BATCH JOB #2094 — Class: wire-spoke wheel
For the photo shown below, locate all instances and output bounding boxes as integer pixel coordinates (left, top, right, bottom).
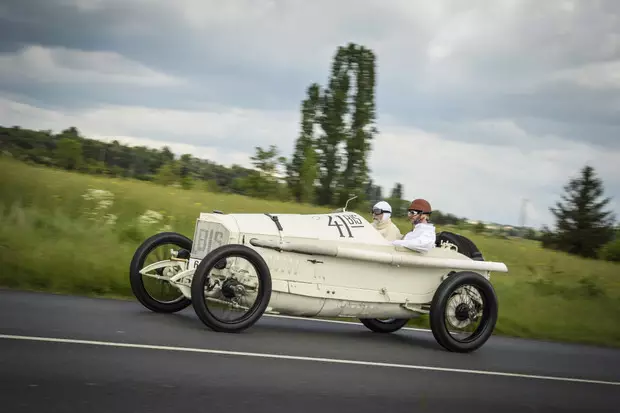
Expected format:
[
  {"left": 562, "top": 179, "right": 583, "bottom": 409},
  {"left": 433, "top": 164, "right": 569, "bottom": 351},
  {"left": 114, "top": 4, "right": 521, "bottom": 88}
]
[
  {"left": 129, "top": 232, "right": 192, "bottom": 313},
  {"left": 429, "top": 271, "right": 498, "bottom": 353},
  {"left": 191, "top": 244, "right": 272, "bottom": 333}
]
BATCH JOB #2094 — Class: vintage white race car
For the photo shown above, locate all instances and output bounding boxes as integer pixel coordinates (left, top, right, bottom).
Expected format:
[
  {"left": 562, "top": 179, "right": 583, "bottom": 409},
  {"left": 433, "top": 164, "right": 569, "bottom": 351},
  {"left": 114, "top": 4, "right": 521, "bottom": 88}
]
[{"left": 129, "top": 198, "right": 509, "bottom": 353}]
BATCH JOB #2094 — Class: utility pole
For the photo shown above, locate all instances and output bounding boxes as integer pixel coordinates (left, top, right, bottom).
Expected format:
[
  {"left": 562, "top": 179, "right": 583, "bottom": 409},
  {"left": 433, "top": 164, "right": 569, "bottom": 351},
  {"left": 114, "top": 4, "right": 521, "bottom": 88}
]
[{"left": 519, "top": 198, "right": 529, "bottom": 228}]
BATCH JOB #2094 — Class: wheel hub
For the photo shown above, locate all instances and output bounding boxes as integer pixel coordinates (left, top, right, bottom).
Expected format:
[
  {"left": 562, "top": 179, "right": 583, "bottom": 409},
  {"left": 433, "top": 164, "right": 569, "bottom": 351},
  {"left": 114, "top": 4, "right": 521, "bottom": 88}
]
[
  {"left": 221, "top": 279, "right": 238, "bottom": 299},
  {"left": 454, "top": 303, "right": 471, "bottom": 322}
]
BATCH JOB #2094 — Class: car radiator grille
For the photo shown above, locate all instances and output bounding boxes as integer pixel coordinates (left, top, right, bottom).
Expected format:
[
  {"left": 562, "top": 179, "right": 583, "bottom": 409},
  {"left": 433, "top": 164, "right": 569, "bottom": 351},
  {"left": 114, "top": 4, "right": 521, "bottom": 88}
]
[{"left": 190, "top": 220, "right": 231, "bottom": 260}]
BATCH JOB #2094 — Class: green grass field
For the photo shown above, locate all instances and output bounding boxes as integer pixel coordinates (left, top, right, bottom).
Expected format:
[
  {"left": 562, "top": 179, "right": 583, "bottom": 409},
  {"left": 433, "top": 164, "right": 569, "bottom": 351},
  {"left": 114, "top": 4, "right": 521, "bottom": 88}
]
[{"left": 1, "top": 157, "right": 619, "bottom": 348}]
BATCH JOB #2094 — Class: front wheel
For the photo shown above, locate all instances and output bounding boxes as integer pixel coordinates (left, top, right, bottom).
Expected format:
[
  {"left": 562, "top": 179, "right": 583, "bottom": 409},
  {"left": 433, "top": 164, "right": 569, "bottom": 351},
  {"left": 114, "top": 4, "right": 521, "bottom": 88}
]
[
  {"left": 359, "top": 318, "right": 409, "bottom": 333},
  {"left": 191, "top": 244, "right": 272, "bottom": 333},
  {"left": 129, "top": 232, "right": 193, "bottom": 313},
  {"left": 429, "top": 271, "right": 498, "bottom": 353}
]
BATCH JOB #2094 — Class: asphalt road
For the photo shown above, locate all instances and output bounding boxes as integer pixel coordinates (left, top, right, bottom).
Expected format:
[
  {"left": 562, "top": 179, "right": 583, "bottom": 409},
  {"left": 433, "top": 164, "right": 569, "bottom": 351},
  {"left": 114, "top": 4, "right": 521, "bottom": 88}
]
[{"left": 1, "top": 289, "right": 619, "bottom": 412}]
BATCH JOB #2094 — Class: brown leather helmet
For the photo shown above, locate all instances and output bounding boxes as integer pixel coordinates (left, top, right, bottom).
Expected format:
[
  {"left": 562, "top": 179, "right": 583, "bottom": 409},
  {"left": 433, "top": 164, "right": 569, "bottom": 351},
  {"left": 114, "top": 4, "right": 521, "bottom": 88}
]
[{"left": 409, "top": 198, "right": 432, "bottom": 214}]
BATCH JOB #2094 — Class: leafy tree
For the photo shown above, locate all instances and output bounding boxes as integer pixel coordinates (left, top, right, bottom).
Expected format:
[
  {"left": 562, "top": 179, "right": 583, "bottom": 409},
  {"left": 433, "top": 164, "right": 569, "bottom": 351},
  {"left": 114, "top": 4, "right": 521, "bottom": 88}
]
[
  {"left": 473, "top": 222, "right": 486, "bottom": 234},
  {"left": 251, "top": 145, "right": 283, "bottom": 179},
  {"left": 390, "top": 183, "right": 403, "bottom": 200},
  {"left": 288, "top": 43, "right": 378, "bottom": 208},
  {"left": 547, "top": 165, "right": 616, "bottom": 258},
  {"left": 155, "top": 161, "right": 181, "bottom": 186},
  {"left": 55, "top": 137, "right": 83, "bottom": 170},
  {"left": 287, "top": 83, "right": 320, "bottom": 203},
  {"left": 337, "top": 43, "right": 377, "bottom": 206},
  {"left": 298, "top": 143, "right": 318, "bottom": 203},
  {"left": 598, "top": 237, "right": 620, "bottom": 262},
  {"left": 179, "top": 154, "right": 193, "bottom": 178},
  {"left": 245, "top": 145, "right": 286, "bottom": 199},
  {"left": 316, "top": 46, "right": 350, "bottom": 206},
  {"left": 364, "top": 179, "right": 383, "bottom": 205}
]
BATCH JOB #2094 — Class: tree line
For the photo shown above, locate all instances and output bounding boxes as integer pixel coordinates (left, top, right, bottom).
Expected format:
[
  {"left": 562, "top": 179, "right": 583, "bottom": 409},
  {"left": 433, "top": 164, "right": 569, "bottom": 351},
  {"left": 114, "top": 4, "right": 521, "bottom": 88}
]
[
  {"left": 0, "top": 122, "right": 461, "bottom": 225},
  {"left": 0, "top": 42, "right": 617, "bottom": 262}
]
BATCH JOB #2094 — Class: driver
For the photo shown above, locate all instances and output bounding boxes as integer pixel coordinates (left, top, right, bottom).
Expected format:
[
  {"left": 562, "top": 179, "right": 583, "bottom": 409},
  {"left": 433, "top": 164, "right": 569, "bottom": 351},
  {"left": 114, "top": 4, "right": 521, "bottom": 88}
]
[
  {"left": 370, "top": 201, "right": 402, "bottom": 241},
  {"left": 392, "top": 198, "right": 436, "bottom": 253}
]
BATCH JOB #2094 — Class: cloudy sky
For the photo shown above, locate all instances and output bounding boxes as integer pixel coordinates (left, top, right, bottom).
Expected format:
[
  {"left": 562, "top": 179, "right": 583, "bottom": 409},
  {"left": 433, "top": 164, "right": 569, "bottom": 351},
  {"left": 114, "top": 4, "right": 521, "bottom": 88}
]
[{"left": 1, "top": 0, "right": 619, "bottom": 228}]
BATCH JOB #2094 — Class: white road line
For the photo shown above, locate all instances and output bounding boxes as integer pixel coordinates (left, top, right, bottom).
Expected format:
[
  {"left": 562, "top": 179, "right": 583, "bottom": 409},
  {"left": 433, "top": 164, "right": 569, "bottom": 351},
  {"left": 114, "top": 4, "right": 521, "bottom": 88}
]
[
  {"left": 262, "top": 313, "right": 432, "bottom": 332},
  {"left": 1, "top": 333, "right": 618, "bottom": 387}
]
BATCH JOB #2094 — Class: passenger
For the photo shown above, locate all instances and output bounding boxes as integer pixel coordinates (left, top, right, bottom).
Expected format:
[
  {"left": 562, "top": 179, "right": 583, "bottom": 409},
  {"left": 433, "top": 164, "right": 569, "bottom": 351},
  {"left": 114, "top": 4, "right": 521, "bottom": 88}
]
[
  {"left": 370, "top": 201, "right": 402, "bottom": 241},
  {"left": 392, "top": 198, "right": 436, "bottom": 253}
]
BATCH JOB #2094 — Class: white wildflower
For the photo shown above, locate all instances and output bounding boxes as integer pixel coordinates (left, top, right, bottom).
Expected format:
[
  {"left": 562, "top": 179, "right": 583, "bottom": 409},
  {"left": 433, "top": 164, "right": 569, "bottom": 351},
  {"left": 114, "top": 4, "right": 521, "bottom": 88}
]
[
  {"left": 138, "top": 210, "right": 164, "bottom": 226},
  {"left": 105, "top": 214, "right": 117, "bottom": 226},
  {"left": 81, "top": 188, "right": 115, "bottom": 223},
  {"left": 82, "top": 189, "right": 114, "bottom": 202}
]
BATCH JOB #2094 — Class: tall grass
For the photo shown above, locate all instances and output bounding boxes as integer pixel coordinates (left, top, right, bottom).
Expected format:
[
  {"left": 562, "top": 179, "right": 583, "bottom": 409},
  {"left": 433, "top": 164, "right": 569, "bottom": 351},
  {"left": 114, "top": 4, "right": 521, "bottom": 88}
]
[{"left": 1, "top": 157, "right": 619, "bottom": 347}]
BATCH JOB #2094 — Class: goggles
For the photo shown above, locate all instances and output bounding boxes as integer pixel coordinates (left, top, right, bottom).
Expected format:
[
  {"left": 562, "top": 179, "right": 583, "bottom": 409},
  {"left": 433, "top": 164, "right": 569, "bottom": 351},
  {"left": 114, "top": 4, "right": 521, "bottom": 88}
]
[
  {"left": 407, "top": 209, "right": 424, "bottom": 216},
  {"left": 372, "top": 208, "right": 390, "bottom": 215}
]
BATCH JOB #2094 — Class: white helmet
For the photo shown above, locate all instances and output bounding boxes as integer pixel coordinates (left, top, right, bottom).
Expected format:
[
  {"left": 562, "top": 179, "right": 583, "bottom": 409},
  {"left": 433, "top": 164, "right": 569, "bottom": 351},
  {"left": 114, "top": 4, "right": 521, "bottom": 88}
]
[
  {"left": 372, "top": 201, "right": 392, "bottom": 221},
  {"left": 372, "top": 201, "right": 392, "bottom": 214}
]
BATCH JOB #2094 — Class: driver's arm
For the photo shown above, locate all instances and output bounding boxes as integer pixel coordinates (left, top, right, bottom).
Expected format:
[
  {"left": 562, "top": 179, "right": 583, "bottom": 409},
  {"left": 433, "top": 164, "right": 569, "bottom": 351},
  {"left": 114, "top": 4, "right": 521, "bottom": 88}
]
[{"left": 392, "top": 229, "right": 436, "bottom": 253}]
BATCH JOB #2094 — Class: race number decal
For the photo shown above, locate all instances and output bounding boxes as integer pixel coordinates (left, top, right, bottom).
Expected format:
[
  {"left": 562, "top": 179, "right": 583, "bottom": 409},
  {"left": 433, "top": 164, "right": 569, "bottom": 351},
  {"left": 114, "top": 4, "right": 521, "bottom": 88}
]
[
  {"left": 327, "top": 214, "right": 364, "bottom": 238},
  {"left": 191, "top": 220, "right": 230, "bottom": 259},
  {"left": 196, "top": 227, "right": 223, "bottom": 252}
]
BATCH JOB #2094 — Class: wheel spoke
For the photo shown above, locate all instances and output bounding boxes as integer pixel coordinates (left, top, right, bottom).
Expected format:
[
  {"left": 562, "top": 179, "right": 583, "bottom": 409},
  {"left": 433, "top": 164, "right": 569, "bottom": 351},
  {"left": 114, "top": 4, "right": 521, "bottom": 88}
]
[
  {"left": 190, "top": 244, "right": 272, "bottom": 333},
  {"left": 444, "top": 284, "right": 485, "bottom": 340},
  {"left": 430, "top": 271, "right": 498, "bottom": 352},
  {"left": 139, "top": 243, "right": 187, "bottom": 304},
  {"left": 201, "top": 256, "right": 261, "bottom": 324},
  {"left": 129, "top": 232, "right": 193, "bottom": 314}
]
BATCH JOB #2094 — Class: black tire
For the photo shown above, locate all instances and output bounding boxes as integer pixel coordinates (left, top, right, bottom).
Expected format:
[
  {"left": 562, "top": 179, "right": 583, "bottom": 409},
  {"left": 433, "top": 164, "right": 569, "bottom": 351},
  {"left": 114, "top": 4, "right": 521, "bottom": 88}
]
[
  {"left": 359, "top": 318, "right": 409, "bottom": 333},
  {"left": 429, "top": 271, "right": 498, "bottom": 353},
  {"left": 435, "top": 231, "right": 484, "bottom": 261},
  {"left": 129, "top": 232, "right": 193, "bottom": 313},
  {"left": 191, "top": 244, "right": 272, "bottom": 333}
]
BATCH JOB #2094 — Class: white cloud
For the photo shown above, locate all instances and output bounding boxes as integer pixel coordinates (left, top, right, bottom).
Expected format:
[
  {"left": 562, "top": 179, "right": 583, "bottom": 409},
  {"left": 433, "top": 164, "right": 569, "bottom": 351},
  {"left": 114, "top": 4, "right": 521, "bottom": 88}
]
[
  {"left": 0, "top": 45, "right": 184, "bottom": 86},
  {"left": 0, "top": 97, "right": 298, "bottom": 151},
  {"left": 95, "top": 135, "right": 254, "bottom": 168},
  {"left": 361, "top": 123, "right": 620, "bottom": 228}
]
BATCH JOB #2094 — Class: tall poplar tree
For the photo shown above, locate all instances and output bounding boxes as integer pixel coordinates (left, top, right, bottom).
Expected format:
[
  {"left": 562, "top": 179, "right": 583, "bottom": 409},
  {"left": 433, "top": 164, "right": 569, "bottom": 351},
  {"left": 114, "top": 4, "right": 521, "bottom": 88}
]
[
  {"left": 287, "top": 83, "right": 320, "bottom": 203},
  {"left": 337, "top": 43, "right": 377, "bottom": 206},
  {"left": 288, "top": 42, "right": 378, "bottom": 207}
]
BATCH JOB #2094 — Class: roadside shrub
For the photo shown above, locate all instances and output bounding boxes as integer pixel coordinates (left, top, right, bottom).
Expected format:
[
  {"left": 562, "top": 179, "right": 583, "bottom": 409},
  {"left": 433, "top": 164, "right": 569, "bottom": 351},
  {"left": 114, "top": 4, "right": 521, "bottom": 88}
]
[{"left": 598, "top": 238, "right": 620, "bottom": 262}]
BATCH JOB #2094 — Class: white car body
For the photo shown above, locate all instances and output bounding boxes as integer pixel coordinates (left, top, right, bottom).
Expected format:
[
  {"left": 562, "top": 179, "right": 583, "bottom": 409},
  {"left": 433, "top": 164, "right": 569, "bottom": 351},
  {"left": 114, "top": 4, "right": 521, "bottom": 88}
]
[
  {"left": 130, "top": 204, "right": 509, "bottom": 353},
  {"left": 187, "top": 211, "right": 505, "bottom": 318}
]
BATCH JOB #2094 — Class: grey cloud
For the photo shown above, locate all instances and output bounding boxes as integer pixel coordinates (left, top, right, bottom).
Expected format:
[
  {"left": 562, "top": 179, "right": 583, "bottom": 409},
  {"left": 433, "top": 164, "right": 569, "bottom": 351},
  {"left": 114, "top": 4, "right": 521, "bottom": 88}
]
[
  {"left": 381, "top": 78, "right": 620, "bottom": 150},
  {"left": 0, "top": 0, "right": 318, "bottom": 112},
  {"left": 1, "top": 0, "right": 620, "bottom": 153},
  {"left": 0, "top": 68, "right": 306, "bottom": 112}
]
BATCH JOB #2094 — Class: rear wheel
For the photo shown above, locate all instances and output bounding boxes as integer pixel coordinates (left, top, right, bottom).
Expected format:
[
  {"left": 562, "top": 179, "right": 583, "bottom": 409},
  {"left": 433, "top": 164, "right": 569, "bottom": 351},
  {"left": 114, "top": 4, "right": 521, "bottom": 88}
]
[
  {"left": 359, "top": 318, "right": 409, "bottom": 333},
  {"left": 429, "top": 271, "right": 498, "bottom": 353},
  {"left": 191, "top": 244, "right": 272, "bottom": 333},
  {"left": 129, "top": 232, "right": 192, "bottom": 313},
  {"left": 436, "top": 232, "right": 484, "bottom": 261}
]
